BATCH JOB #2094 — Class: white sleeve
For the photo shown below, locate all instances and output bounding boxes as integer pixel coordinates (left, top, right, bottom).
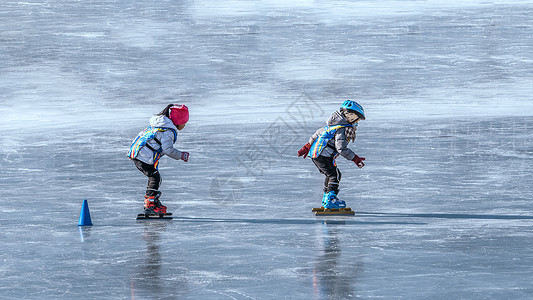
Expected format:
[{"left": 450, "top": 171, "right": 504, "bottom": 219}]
[{"left": 159, "top": 131, "right": 182, "bottom": 160}]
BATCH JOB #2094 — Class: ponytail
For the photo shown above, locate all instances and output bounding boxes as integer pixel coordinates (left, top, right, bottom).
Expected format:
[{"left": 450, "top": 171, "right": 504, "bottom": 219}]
[{"left": 157, "top": 104, "right": 174, "bottom": 117}]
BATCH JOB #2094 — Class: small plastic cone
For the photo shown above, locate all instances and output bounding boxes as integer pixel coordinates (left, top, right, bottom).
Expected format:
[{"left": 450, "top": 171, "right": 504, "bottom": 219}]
[{"left": 78, "top": 199, "right": 93, "bottom": 226}]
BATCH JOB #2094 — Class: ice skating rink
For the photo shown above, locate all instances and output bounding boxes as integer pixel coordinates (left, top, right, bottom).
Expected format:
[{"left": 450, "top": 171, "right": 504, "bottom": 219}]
[{"left": 1, "top": 1, "right": 533, "bottom": 299}]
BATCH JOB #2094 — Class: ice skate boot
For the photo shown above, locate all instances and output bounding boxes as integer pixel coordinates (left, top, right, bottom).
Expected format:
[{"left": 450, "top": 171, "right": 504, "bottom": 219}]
[
  {"left": 313, "top": 191, "right": 354, "bottom": 215},
  {"left": 153, "top": 191, "right": 167, "bottom": 214},
  {"left": 144, "top": 195, "right": 157, "bottom": 214},
  {"left": 144, "top": 192, "right": 167, "bottom": 215},
  {"left": 323, "top": 191, "right": 346, "bottom": 209},
  {"left": 153, "top": 199, "right": 167, "bottom": 214},
  {"left": 137, "top": 193, "right": 172, "bottom": 220},
  {"left": 321, "top": 192, "right": 328, "bottom": 208}
]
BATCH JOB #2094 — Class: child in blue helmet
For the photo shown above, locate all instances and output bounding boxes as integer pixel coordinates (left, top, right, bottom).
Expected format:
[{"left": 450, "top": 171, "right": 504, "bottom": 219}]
[{"left": 297, "top": 100, "right": 366, "bottom": 209}]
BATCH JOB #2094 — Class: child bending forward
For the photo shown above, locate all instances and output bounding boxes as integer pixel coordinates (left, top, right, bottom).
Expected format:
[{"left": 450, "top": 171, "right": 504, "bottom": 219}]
[
  {"left": 128, "top": 104, "right": 190, "bottom": 214},
  {"left": 298, "top": 100, "right": 366, "bottom": 209}
]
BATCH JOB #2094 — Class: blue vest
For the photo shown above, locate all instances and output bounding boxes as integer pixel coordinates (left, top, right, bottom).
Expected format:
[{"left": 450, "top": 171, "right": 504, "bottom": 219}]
[
  {"left": 309, "top": 124, "right": 352, "bottom": 159},
  {"left": 128, "top": 127, "right": 177, "bottom": 169}
]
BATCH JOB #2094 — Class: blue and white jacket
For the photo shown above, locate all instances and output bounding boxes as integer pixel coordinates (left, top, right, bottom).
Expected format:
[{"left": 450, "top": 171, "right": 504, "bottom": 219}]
[
  {"left": 128, "top": 115, "right": 184, "bottom": 167},
  {"left": 308, "top": 111, "right": 357, "bottom": 160}
]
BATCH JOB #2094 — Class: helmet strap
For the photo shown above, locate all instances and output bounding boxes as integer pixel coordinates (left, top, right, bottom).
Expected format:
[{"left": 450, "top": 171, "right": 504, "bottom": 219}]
[{"left": 343, "top": 111, "right": 360, "bottom": 124}]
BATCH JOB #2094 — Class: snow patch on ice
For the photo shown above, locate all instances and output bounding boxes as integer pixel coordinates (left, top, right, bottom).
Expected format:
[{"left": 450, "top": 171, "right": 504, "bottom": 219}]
[
  {"left": 54, "top": 32, "right": 107, "bottom": 39},
  {"left": 190, "top": 0, "right": 513, "bottom": 20},
  {"left": 367, "top": 78, "right": 533, "bottom": 121},
  {"left": 0, "top": 64, "right": 156, "bottom": 133}
]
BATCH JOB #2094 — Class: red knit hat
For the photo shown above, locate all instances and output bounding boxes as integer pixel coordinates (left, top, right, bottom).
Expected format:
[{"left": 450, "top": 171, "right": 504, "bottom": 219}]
[{"left": 169, "top": 104, "right": 189, "bottom": 126}]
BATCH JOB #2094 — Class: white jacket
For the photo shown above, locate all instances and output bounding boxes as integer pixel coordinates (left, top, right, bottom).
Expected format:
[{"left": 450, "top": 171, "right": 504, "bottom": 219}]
[{"left": 133, "top": 115, "right": 183, "bottom": 165}]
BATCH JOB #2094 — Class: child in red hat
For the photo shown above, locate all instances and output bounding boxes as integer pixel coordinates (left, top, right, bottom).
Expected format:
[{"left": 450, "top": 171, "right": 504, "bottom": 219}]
[{"left": 128, "top": 104, "right": 189, "bottom": 214}]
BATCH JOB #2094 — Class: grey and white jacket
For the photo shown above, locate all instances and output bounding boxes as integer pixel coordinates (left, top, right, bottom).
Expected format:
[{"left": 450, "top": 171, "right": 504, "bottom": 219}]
[
  {"left": 133, "top": 115, "right": 184, "bottom": 165},
  {"left": 308, "top": 111, "right": 357, "bottom": 160}
]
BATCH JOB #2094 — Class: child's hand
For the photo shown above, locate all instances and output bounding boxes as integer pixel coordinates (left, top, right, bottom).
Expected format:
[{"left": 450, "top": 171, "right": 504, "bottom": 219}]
[
  {"left": 180, "top": 152, "right": 189, "bottom": 162},
  {"left": 297, "top": 143, "right": 311, "bottom": 159},
  {"left": 352, "top": 155, "right": 365, "bottom": 168}
]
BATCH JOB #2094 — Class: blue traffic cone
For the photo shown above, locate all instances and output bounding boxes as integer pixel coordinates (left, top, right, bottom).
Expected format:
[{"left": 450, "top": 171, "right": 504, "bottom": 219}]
[{"left": 78, "top": 199, "right": 93, "bottom": 226}]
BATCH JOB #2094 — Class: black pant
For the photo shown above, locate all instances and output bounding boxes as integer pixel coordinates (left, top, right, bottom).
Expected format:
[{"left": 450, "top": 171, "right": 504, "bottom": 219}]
[
  {"left": 133, "top": 159, "right": 161, "bottom": 196},
  {"left": 312, "top": 155, "right": 342, "bottom": 194}
]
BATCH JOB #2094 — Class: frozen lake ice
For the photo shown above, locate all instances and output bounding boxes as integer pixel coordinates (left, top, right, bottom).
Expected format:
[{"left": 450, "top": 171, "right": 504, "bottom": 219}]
[{"left": 1, "top": 1, "right": 533, "bottom": 299}]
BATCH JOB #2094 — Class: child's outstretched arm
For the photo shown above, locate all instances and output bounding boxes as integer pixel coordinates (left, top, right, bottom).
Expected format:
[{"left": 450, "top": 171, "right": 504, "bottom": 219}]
[
  {"left": 335, "top": 128, "right": 365, "bottom": 168},
  {"left": 297, "top": 143, "right": 311, "bottom": 158},
  {"left": 160, "top": 132, "right": 189, "bottom": 162},
  {"left": 297, "top": 128, "right": 323, "bottom": 158}
]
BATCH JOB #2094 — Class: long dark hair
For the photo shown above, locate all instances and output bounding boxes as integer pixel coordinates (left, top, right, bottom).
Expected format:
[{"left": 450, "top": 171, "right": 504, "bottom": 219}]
[{"left": 157, "top": 104, "right": 174, "bottom": 117}]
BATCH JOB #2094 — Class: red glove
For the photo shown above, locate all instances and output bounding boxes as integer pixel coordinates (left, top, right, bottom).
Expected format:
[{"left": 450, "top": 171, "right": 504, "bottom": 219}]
[
  {"left": 180, "top": 152, "right": 189, "bottom": 162},
  {"left": 352, "top": 155, "right": 365, "bottom": 168},
  {"left": 297, "top": 143, "right": 311, "bottom": 159}
]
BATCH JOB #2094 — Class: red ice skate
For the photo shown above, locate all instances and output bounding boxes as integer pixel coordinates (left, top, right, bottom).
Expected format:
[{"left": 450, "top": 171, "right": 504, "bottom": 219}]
[
  {"left": 144, "top": 195, "right": 167, "bottom": 214},
  {"left": 137, "top": 194, "right": 172, "bottom": 220}
]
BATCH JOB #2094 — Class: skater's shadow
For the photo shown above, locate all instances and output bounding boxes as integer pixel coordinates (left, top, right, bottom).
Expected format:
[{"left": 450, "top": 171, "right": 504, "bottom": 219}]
[
  {"left": 312, "top": 220, "right": 360, "bottom": 299},
  {"left": 354, "top": 212, "right": 533, "bottom": 220},
  {"left": 173, "top": 216, "right": 424, "bottom": 226},
  {"left": 130, "top": 222, "right": 169, "bottom": 299}
]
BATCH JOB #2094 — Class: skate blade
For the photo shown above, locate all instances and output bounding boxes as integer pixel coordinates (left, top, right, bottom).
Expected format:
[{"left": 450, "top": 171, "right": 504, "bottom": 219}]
[
  {"left": 136, "top": 213, "right": 173, "bottom": 220},
  {"left": 312, "top": 207, "right": 355, "bottom": 216}
]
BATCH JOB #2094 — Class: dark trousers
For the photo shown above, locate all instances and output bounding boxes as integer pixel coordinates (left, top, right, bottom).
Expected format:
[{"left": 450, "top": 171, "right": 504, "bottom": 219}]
[
  {"left": 312, "top": 155, "right": 342, "bottom": 194},
  {"left": 133, "top": 159, "right": 161, "bottom": 196}
]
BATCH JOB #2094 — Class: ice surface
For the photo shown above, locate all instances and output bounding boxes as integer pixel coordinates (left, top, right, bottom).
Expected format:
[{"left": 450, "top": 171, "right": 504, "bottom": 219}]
[{"left": 1, "top": 0, "right": 533, "bottom": 299}]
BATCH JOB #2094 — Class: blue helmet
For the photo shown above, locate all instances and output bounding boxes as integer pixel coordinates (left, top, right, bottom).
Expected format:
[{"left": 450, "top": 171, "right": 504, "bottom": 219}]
[{"left": 340, "top": 100, "right": 365, "bottom": 120}]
